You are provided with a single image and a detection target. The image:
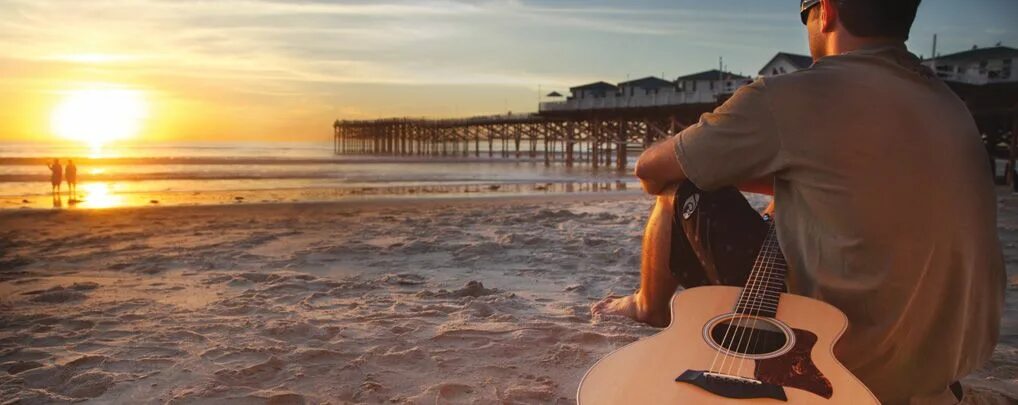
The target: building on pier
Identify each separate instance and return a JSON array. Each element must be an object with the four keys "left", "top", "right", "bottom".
[
  {"left": 618, "top": 76, "right": 674, "bottom": 97},
  {"left": 568, "top": 82, "right": 619, "bottom": 99},
  {"left": 674, "top": 70, "right": 752, "bottom": 103},
  {"left": 540, "top": 70, "right": 749, "bottom": 113}
]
